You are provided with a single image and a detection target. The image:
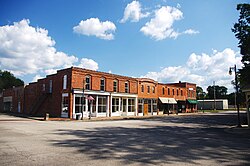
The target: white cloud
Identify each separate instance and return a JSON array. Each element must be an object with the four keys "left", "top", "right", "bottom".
[
  {"left": 73, "top": 18, "right": 116, "bottom": 40},
  {"left": 120, "top": 1, "right": 149, "bottom": 23},
  {"left": 140, "top": 6, "right": 199, "bottom": 40},
  {"left": 44, "top": 69, "right": 58, "bottom": 75},
  {"left": 0, "top": 19, "right": 78, "bottom": 76},
  {"left": 77, "top": 58, "right": 99, "bottom": 71},
  {"left": 183, "top": 29, "right": 199, "bottom": 35},
  {"left": 143, "top": 48, "right": 242, "bottom": 93},
  {"left": 140, "top": 6, "right": 183, "bottom": 40}
]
